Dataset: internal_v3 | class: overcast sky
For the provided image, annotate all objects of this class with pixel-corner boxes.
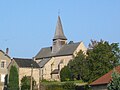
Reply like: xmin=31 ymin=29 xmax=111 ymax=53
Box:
xmin=0 ymin=0 xmax=120 ymax=58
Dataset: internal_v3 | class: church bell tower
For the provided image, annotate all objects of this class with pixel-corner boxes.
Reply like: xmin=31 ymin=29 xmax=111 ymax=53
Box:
xmin=52 ymin=16 xmax=67 ymax=53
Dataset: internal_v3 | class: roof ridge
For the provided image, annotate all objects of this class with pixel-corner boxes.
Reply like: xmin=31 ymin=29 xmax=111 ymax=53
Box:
xmin=42 ymin=46 xmax=52 ymax=49
xmin=0 ymin=50 xmax=11 ymax=59
xmin=13 ymin=57 xmax=32 ymax=60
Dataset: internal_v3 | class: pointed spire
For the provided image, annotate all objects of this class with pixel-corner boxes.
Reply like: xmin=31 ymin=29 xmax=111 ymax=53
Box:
xmin=53 ymin=16 xmax=67 ymax=40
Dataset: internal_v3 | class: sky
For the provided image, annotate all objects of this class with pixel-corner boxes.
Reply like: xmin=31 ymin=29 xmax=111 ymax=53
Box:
xmin=0 ymin=0 xmax=120 ymax=58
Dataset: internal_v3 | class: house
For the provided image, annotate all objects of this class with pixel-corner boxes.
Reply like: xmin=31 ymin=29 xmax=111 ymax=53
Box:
xmin=35 ymin=16 xmax=87 ymax=81
xmin=0 ymin=49 xmax=11 ymax=90
xmin=8 ymin=58 xmax=40 ymax=88
xmin=90 ymin=66 xmax=120 ymax=90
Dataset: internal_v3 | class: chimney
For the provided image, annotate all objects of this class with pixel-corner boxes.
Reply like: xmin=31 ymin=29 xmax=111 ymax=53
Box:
xmin=6 ymin=48 xmax=9 ymax=55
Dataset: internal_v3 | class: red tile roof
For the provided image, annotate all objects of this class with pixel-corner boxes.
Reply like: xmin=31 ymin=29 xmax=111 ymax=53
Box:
xmin=90 ymin=66 xmax=120 ymax=86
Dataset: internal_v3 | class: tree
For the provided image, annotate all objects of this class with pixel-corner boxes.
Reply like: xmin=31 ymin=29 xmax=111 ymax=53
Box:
xmin=60 ymin=66 xmax=71 ymax=81
xmin=21 ymin=76 xmax=36 ymax=90
xmin=8 ymin=66 xmax=19 ymax=90
xmin=68 ymin=50 xmax=88 ymax=81
xmin=60 ymin=40 xmax=120 ymax=83
xmin=87 ymin=41 xmax=120 ymax=82
xmin=60 ymin=50 xmax=88 ymax=81
xmin=107 ymin=70 xmax=120 ymax=90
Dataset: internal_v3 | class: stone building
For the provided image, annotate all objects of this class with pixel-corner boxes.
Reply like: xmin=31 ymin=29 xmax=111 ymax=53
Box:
xmin=8 ymin=58 xmax=40 ymax=88
xmin=0 ymin=49 xmax=11 ymax=90
xmin=35 ymin=16 xmax=87 ymax=81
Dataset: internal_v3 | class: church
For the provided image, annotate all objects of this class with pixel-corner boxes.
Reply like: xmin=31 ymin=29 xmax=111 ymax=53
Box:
xmin=35 ymin=16 xmax=87 ymax=81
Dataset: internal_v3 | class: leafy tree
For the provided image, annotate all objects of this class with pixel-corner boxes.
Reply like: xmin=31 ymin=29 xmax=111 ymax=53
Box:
xmin=107 ymin=70 xmax=120 ymax=90
xmin=8 ymin=66 xmax=19 ymax=90
xmin=60 ymin=50 xmax=88 ymax=81
xmin=87 ymin=40 xmax=120 ymax=82
xmin=60 ymin=66 xmax=71 ymax=81
xmin=68 ymin=50 xmax=88 ymax=81
xmin=60 ymin=40 xmax=120 ymax=83
xmin=21 ymin=76 xmax=36 ymax=90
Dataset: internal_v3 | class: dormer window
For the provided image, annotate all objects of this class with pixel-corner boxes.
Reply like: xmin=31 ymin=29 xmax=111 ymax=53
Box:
xmin=1 ymin=60 xmax=6 ymax=68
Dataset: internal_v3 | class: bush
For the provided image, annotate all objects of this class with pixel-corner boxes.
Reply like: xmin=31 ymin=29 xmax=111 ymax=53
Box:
xmin=21 ymin=76 xmax=36 ymax=90
xmin=41 ymin=81 xmax=77 ymax=90
xmin=45 ymin=84 xmax=63 ymax=90
xmin=62 ymin=82 xmax=76 ymax=90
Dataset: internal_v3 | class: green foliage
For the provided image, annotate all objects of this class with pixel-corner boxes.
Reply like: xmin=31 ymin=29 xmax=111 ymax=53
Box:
xmin=84 ymin=85 xmax=92 ymax=90
xmin=107 ymin=70 xmax=120 ymax=90
xmin=87 ymin=41 xmax=120 ymax=82
xmin=69 ymin=50 xmax=89 ymax=81
xmin=45 ymin=84 xmax=63 ymax=90
xmin=60 ymin=40 xmax=120 ymax=83
xmin=8 ymin=66 xmax=19 ymax=90
xmin=62 ymin=82 xmax=76 ymax=90
xmin=41 ymin=80 xmax=63 ymax=90
xmin=60 ymin=66 xmax=71 ymax=81
xmin=42 ymin=81 xmax=76 ymax=90
xmin=21 ymin=76 xmax=36 ymax=90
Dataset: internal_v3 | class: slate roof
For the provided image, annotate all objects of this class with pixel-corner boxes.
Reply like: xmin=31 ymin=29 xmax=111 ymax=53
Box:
xmin=53 ymin=16 xmax=67 ymax=40
xmin=13 ymin=58 xmax=39 ymax=68
xmin=90 ymin=66 xmax=120 ymax=86
xmin=51 ymin=69 xmax=59 ymax=74
xmin=56 ymin=42 xmax=81 ymax=56
xmin=35 ymin=42 xmax=81 ymax=59
xmin=38 ymin=58 xmax=51 ymax=68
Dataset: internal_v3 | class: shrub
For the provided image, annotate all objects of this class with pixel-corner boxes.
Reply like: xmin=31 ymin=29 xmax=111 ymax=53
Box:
xmin=8 ymin=66 xmax=19 ymax=90
xmin=21 ymin=76 xmax=36 ymax=90
xmin=62 ymin=82 xmax=76 ymax=90
xmin=107 ymin=70 xmax=120 ymax=90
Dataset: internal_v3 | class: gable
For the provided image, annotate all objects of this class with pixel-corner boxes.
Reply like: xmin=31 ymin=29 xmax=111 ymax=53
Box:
xmin=38 ymin=58 xmax=51 ymax=68
xmin=0 ymin=50 xmax=11 ymax=59
xmin=0 ymin=50 xmax=11 ymax=69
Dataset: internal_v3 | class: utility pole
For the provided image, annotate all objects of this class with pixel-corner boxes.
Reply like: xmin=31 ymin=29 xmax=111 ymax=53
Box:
xmin=39 ymin=68 xmax=41 ymax=90
xmin=30 ymin=64 xmax=33 ymax=90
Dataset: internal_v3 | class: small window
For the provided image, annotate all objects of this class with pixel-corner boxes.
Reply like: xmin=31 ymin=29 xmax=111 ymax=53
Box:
xmin=1 ymin=61 xmax=5 ymax=68
xmin=58 ymin=64 xmax=60 ymax=70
